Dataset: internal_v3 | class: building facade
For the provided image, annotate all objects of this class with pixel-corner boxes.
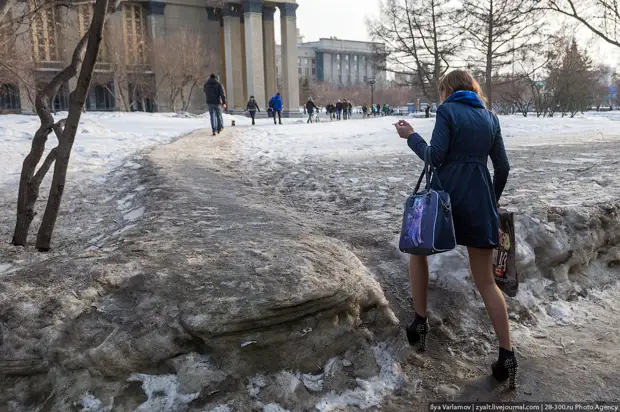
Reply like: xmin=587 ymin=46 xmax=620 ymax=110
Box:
xmin=1 ymin=0 xmax=300 ymax=115
xmin=276 ymin=36 xmax=386 ymax=88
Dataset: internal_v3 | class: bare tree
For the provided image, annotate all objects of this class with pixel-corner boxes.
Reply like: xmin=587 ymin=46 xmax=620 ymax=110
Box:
xmin=459 ymin=0 xmax=545 ymax=107
xmin=13 ymin=0 xmax=120 ymax=250
xmin=495 ymin=74 xmax=533 ymax=116
xmin=368 ymin=0 xmax=460 ymax=102
xmin=154 ymin=28 xmax=217 ymax=112
xmin=541 ymin=1 xmax=620 ymax=48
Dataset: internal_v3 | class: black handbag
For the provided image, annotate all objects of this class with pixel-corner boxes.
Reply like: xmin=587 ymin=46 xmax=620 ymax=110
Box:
xmin=399 ymin=147 xmax=457 ymax=256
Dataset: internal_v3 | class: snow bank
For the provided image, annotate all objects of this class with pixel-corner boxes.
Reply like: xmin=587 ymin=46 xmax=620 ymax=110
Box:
xmin=0 ymin=111 xmax=252 ymax=188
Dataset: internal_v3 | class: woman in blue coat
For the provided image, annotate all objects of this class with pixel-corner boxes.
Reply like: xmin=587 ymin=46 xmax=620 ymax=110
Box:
xmin=395 ymin=70 xmax=516 ymax=388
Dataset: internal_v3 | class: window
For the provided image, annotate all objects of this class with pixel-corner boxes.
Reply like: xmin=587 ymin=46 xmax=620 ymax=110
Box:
xmin=86 ymin=83 xmax=115 ymax=111
xmin=345 ymin=55 xmax=349 ymax=61
xmin=311 ymin=59 xmax=316 ymax=68
xmin=312 ymin=68 xmax=316 ymax=75
xmin=298 ymin=57 xmax=301 ymax=65
xmin=78 ymin=4 xmax=108 ymax=61
xmin=354 ymin=55 xmax=357 ymax=61
xmin=298 ymin=67 xmax=302 ymax=75
xmin=30 ymin=1 xmax=59 ymax=62
xmin=122 ymin=3 xmax=147 ymax=65
xmin=336 ymin=54 xmax=340 ymax=61
xmin=41 ymin=81 xmax=69 ymax=112
xmin=0 ymin=84 xmax=20 ymax=111
xmin=305 ymin=68 xmax=310 ymax=77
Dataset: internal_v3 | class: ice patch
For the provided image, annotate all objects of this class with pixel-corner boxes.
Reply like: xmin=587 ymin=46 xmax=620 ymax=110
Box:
xmin=315 ymin=343 xmax=402 ymax=411
xmin=262 ymin=403 xmax=291 ymax=412
xmin=208 ymin=406 xmax=231 ymax=412
xmin=0 ymin=263 xmax=12 ymax=273
xmin=548 ymin=301 xmax=573 ymax=323
xmin=75 ymin=393 xmax=109 ymax=412
xmin=248 ymin=374 xmax=268 ymax=398
xmin=128 ymin=373 xmax=199 ymax=412
xmin=301 ymin=372 xmax=324 ymax=392
xmin=124 ymin=207 xmax=145 ymax=221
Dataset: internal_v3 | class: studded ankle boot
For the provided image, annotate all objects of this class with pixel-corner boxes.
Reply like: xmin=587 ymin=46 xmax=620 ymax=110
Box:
xmin=406 ymin=313 xmax=429 ymax=351
xmin=492 ymin=347 xmax=518 ymax=390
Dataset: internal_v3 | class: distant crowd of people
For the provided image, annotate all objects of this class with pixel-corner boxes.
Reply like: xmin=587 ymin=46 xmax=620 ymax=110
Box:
xmin=205 ymin=72 xmax=401 ymax=132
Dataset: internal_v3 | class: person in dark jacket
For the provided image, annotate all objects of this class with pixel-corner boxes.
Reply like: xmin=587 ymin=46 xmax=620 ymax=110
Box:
xmin=394 ymin=70 xmax=515 ymax=389
xmin=269 ymin=92 xmax=283 ymax=125
xmin=362 ymin=104 xmax=368 ymax=118
xmin=348 ymin=101 xmax=353 ymax=118
xmin=335 ymin=99 xmax=343 ymax=120
xmin=204 ymin=74 xmax=227 ymax=136
xmin=342 ymin=99 xmax=349 ymax=120
xmin=425 ymin=105 xmax=431 ymax=118
xmin=306 ymin=97 xmax=317 ymax=123
xmin=245 ymin=96 xmax=261 ymax=125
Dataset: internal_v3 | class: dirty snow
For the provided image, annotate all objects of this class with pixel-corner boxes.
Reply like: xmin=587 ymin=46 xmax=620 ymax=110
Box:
xmin=127 ymin=373 xmax=200 ymax=412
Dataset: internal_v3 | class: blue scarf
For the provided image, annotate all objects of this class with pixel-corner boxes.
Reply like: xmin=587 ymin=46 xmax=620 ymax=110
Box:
xmin=442 ymin=90 xmax=485 ymax=108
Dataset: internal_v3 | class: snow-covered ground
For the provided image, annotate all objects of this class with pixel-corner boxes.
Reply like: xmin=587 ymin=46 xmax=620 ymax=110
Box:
xmin=0 ymin=111 xmax=275 ymax=189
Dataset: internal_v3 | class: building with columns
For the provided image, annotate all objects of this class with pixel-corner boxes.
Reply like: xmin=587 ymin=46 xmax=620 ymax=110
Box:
xmin=276 ymin=36 xmax=387 ymax=89
xmin=1 ymin=0 xmax=301 ymax=116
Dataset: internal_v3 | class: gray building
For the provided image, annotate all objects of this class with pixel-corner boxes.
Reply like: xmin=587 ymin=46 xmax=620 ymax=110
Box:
xmin=277 ymin=36 xmax=386 ymax=88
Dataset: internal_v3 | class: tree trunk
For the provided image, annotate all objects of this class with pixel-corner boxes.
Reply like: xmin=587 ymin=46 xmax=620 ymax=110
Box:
xmin=35 ymin=0 xmax=112 ymax=251
xmin=485 ymin=0 xmax=494 ymax=108
xmin=13 ymin=33 xmax=89 ymax=246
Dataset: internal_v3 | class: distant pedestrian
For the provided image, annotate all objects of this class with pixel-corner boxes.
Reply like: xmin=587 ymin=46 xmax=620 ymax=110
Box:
xmin=306 ymin=97 xmax=317 ymax=123
xmin=362 ymin=104 xmax=368 ymax=118
xmin=204 ymin=73 xmax=227 ymax=136
xmin=245 ymin=95 xmax=261 ymax=125
xmin=425 ymin=105 xmax=431 ymax=118
xmin=336 ymin=99 xmax=343 ymax=120
xmin=269 ymin=92 xmax=283 ymax=125
xmin=343 ymin=99 xmax=349 ymax=120
xmin=348 ymin=102 xmax=353 ymax=119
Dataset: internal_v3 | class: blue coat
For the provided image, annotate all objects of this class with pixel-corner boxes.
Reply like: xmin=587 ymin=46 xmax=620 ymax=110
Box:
xmin=269 ymin=94 xmax=283 ymax=111
xmin=407 ymin=91 xmax=510 ymax=248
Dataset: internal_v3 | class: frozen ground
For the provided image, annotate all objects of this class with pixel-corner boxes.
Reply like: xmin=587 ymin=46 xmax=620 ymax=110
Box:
xmin=1 ymin=111 xmax=620 ymax=411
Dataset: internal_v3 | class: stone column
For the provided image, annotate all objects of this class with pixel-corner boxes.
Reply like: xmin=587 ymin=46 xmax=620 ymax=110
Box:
xmin=278 ymin=3 xmax=300 ymax=117
xmin=222 ymin=4 xmax=244 ymax=112
xmin=146 ymin=1 xmax=166 ymax=112
xmin=242 ymin=1 xmax=266 ymax=110
xmin=262 ymin=6 xmax=277 ymax=106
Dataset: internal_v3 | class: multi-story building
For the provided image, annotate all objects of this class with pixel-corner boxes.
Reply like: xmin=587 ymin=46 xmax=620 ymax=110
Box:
xmin=276 ymin=35 xmax=386 ymax=88
xmin=0 ymin=0 xmax=301 ymax=115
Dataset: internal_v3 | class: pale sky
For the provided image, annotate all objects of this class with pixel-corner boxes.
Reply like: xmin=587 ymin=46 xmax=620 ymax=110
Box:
xmin=273 ymin=0 xmax=620 ymax=70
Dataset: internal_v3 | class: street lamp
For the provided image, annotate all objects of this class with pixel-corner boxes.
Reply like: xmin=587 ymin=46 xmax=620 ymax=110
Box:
xmin=364 ymin=76 xmax=376 ymax=109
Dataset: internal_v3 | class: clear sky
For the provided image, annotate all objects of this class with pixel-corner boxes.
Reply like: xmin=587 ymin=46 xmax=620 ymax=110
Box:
xmin=273 ymin=0 xmax=620 ymax=70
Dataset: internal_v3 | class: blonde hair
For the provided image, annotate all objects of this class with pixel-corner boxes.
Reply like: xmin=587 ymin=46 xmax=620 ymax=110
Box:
xmin=439 ymin=70 xmax=487 ymax=107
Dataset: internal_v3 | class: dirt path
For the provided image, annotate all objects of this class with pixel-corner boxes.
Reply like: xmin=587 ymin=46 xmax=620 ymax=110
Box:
xmin=194 ymin=124 xmax=620 ymax=405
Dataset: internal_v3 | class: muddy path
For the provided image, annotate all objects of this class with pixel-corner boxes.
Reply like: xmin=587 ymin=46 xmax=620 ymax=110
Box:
xmin=199 ymin=126 xmax=620 ymax=405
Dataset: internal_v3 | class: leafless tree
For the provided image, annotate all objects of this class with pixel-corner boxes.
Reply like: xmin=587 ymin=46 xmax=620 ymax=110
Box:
xmin=154 ymin=28 xmax=217 ymax=112
xmin=495 ymin=74 xmax=533 ymax=116
xmin=13 ymin=0 xmax=120 ymax=250
xmin=368 ymin=0 xmax=460 ymax=102
xmin=541 ymin=1 xmax=620 ymax=48
xmin=459 ymin=0 xmax=545 ymax=107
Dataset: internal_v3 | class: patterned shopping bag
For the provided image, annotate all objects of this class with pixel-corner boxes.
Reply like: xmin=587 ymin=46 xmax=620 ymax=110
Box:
xmin=493 ymin=209 xmax=519 ymax=297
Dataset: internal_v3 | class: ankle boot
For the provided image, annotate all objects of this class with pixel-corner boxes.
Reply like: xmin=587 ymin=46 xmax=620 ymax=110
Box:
xmin=492 ymin=347 xmax=518 ymax=390
xmin=406 ymin=313 xmax=429 ymax=351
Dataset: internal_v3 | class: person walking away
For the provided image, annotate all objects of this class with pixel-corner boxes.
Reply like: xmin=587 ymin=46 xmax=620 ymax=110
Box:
xmin=348 ymin=101 xmax=353 ymax=119
xmin=425 ymin=105 xmax=431 ymax=118
xmin=394 ymin=69 xmax=516 ymax=389
xmin=204 ymin=74 xmax=227 ymax=136
xmin=306 ymin=97 xmax=317 ymax=123
xmin=343 ymin=99 xmax=349 ymax=120
xmin=362 ymin=104 xmax=368 ymax=118
xmin=246 ymin=96 xmax=260 ymax=125
xmin=269 ymin=92 xmax=283 ymax=125
xmin=335 ymin=99 xmax=343 ymax=120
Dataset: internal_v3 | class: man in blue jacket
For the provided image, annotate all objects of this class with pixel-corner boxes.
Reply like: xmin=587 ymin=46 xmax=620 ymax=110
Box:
xmin=268 ymin=92 xmax=283 ymax=125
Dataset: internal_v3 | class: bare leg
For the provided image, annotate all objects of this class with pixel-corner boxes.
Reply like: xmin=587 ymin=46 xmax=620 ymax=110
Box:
xmin=467 ymin=247 xmax=511 ymax=350
xmin=409 ymin=255 xmax=429 ymax=316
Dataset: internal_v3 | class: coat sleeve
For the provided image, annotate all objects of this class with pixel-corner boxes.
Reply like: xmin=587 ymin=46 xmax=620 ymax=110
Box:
xmin=406 ymin=105 xmax=451 ymax=167
xmin=489 ymin=115 xmax=510 ymax=202
xmin=219 ymin=84 xmax=227 ymax=105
